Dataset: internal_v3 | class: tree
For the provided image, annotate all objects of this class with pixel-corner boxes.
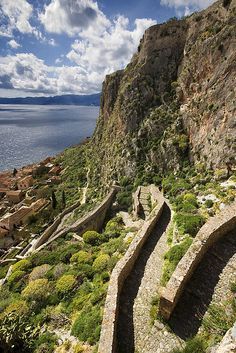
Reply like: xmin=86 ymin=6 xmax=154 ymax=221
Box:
xmin=51 ymin=191 xmax=57 ymax=209
xmin=12 ymin=168 xmax=18 ymax=177
xmin=62 ymin=190 xmax=66 ymax=208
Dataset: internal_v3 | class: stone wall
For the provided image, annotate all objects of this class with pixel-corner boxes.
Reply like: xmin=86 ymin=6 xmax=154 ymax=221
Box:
xmin=159 ymin=201 xmax=236 ymax=320
xmin=98 ymin=188 xmax=165 ymax=353
xmin=31 ymin=199 xmax=81 ymax=251
xmin=33 ymin=186 xmax=119 ymax=252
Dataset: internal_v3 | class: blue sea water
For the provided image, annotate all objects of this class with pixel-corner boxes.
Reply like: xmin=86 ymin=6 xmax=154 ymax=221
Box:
xmin=0 ymin=105 xmax=99 ymax=171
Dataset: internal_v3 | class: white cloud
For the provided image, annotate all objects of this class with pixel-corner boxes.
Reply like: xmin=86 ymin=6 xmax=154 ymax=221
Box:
xmin=48 ymin=38 xmax=57 ymax=46
xmin=0 ymin=0 xmax=157 ymax=96
xmin=8 ymin=39 xmax=21 ymax=49
xmin=66 ymin=16 xmax=156 ymax=81
xmin=161 ymin=0 xmax=215 ymax=14
xmin=0 ymin=0 xmax=34 ymax=36
xmin=0 ymin=52 xmax=108 ymax=94
xmin=39 ymin=0 xmax=110 ymax=37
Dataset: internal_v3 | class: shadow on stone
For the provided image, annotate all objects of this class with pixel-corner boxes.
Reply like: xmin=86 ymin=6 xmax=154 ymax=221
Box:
xmin=116 ymin=203 xmax=171 ymax=353
xmin=169 ymin=229 xmax=236 ymax=340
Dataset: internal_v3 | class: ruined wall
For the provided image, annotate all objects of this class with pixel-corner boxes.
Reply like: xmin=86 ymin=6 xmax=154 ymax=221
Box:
xmin=31 ymin=199 xmax=81 ymax=251
xmin=33 ymin=186 xmax=119 ymax=252
xmin=98 ymin=188 xmax=165 ymax=353
xmin=159 ymin=201 xmax=236 ymax=320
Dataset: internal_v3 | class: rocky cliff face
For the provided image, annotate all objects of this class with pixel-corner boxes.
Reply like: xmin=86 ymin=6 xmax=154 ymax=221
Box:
xmin=89 ymin=0 xmax=236 ymax=187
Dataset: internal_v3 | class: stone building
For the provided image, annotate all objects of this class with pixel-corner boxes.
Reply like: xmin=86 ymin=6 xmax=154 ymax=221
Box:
xmin=17 ymin=176 xmax=34 ymax=190
xmin=6 ymin=190 xmax=24 ymax=205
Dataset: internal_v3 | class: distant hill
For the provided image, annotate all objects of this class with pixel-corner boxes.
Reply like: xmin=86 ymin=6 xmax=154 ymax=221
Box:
xmin=0 ymin=93 xmax=101 ymax=106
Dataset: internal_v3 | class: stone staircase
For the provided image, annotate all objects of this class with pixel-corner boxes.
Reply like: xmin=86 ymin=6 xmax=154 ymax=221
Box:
xmin=139 ymin=186 xmax=151 ymax=219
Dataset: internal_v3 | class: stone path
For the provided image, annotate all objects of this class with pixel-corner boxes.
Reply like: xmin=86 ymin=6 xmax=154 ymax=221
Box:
xmin=139 ymin=186 xmax=151 ymax=219
xmin=169 ymin=228 xmax=236 ymax=339
xmin=116 ymin=203 xmax=181 ymax=353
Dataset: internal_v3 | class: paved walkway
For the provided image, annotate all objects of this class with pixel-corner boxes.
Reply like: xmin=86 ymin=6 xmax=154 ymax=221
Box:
xmin=116 ymin=204 xmax=181 ymax=353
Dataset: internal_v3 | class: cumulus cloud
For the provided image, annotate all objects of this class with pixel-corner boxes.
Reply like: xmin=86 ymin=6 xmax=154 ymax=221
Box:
xmin=39 ymin=0 xmax=110 ymax=37
xmin=161 ymin=0 xmax=215 ymax=15
xmin=8 ymin=39 xmax=21 ymax=49
xmin=0 ymin=53 xmax=110 ymax=94
xmin=0 ymin=0 xmax=157 ymax=95
xmin=0 ymin=14 xmax=156 ymax=95
xmin=0 ymin=0 xmax=34 ymax=36
xmin=66 ymin=16 xmax=156 ymax=79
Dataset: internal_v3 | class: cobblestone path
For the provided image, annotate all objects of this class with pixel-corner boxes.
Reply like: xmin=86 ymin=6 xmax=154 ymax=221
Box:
xmin=169 ymin=228 xmax=236 ymax=339
xmin=116 ymin=203 xmax=177 ymax=353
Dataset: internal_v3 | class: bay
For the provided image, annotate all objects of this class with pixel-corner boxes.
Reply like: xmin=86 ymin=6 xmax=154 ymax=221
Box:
xmin=0 ymin=105 xmax=99 ymax=171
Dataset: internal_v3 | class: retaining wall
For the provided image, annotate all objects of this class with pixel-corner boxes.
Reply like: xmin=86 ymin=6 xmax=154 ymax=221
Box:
xmin=31 ymin=199 xmax=81 ymax=251
xmin=159 ymin=201 xmax=236 ymax=320
xmin=98 ymin=188 xmax=165 ymax=353
xmin=34 ymin=186 xmax=119 ymax=252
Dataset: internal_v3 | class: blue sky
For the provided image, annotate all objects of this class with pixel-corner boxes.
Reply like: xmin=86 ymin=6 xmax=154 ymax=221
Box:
xmin=0 ymin=0 xmax=215 ymax=97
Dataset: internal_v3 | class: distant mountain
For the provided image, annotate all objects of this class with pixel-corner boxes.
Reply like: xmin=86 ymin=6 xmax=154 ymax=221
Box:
xmin=0 ymin=93 xmax=101 ymax=106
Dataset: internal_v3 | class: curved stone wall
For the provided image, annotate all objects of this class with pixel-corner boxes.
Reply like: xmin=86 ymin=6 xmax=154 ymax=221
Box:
xmin=159 ymin=201 xmax=236 ymax=320
xmin=98 ymin=188 xmax=165 ymax=353
xmin=33 ymin=186 xmax=119 ymax=252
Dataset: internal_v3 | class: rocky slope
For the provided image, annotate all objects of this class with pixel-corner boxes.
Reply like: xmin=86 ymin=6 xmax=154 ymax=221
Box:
xmin=89 ymin=0 xmax=236 ymax=187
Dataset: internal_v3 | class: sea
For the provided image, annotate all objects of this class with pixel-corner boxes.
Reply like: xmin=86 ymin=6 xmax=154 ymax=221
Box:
xmin=0 ymin=105 xmax=99 ymax=171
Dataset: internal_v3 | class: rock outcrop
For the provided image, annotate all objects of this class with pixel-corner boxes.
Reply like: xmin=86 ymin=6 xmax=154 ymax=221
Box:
xmin=89 ymin=0 xmax=236 ymax=186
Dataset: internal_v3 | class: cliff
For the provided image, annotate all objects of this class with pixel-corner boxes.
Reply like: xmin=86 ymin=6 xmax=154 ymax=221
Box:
xmin=89 ymin=0 xmax=236 ymax=186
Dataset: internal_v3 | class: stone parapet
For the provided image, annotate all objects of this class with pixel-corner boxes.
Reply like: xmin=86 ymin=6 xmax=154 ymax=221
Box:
xmin=159 ymin=201 xmax=236 ymax=320
xmin=33 ymin=186 xmax=119 ymax=252
xmin=98 ymin=187 xmax=165 ymax=353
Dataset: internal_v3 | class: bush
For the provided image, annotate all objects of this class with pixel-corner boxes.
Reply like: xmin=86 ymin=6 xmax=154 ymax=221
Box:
xmin=56 ymin=274 xmax=77 ymax=295
xmin=83 ymin=231 xmax=102 ymax=246
xmin=7 ymin=270 xmax=26 ymax=288
xmin=205 ymin=199 xmax=214 ymax=208
xmin=71 ymin=305 xmax=101 ymax=344
xmin=29 ymin=264 xmax=51 ymax=282
xmin=74 ymin=343 xmax=84 ymax=353
xmin=22 ymin=278 xmax=50 ymax=302
xmin=172 ymin=336 xmax=205 ymax=353
xmin=12 ymin=259 xmax=31 ymax=273
xmin=4 ymin=299 xmax=29 ymax=317
xmin=161 ymin=238 xmax=193 ymax=285
xmin=93 ymin=254 xmax=110 ymax=273
xmin=104 ymin=216 xmax=123 ymax=239
xmin=230 ymin=282 xmax=236 ymax=293
xmin=34 ymin=332 xmax=58 ymax=353
xmin=183 ymin=193 xmax=198 ymax=206
xmin=70 ymin=250 xmax=91 ymax=264
xmin=174 ymin=213 xmax=205 ymax=236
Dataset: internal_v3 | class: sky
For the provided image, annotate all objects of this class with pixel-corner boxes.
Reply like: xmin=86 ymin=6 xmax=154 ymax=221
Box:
xmin=0 ymin=0 xmax=215 ymax=97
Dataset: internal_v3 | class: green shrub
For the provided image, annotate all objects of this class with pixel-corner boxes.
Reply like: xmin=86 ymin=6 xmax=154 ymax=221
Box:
xmin=171 ymin=336 xmax=205 ymax=353
xmin=74 ymin=343 xmax=84 ymax=353
xmin=205 ymin=199 xmax=214 ymax=208
xmin=183 ymin=193 xmax=198 ymax=206
xmin=4 ymin=299 xmax=29 ymax=317
xmin=83 ymin=231 xmax=102 ymax=246
xmin=70 ymin=250 xmax=91 ymax=264
xmin=230 ymin=282 xmax=236 ymax=293
xmin=29 ymin=264 xmax=51 ymax=282
xmin=34 ymin=332 xmax=58 ymax=353
xmin=93 ymin=254 xmax=110 ymax=273
xmin=0 ymin=265 xmax=8 ymax=279
xmin=104 ymin=216 xmax=124 ymax=239
xmin=22 ymin=278 xmax=50 ymax=302
xmin=7 ymin=270 xmax=26 ymax=288
xmin=71 ymin=305 xmax=101 ymax=344
xmin=12 ymin=259 xmax=31 ymax=273
xmin=0 ymin=313 xmax=39 ymax=352
xmin=56 ymin=274 xmax=77 ymax=295
xmin=161 ymin=238 xmax=193 ymax=285
xmin=174 ymin=213 xmax=205 ymax=236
